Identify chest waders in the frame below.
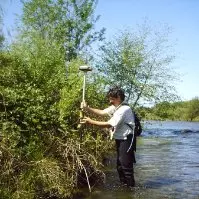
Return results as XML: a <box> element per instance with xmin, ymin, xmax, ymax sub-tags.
<box><xmin>116</xmin><ymin>134</ymin><xmax>136</xmax><ymax>187</ymax></box>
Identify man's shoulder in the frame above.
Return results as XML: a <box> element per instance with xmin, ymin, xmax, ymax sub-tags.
<box><xmin>117</xmin><ymin>104</ymin><xmax>131</xmax><ymax>113</ymax></box>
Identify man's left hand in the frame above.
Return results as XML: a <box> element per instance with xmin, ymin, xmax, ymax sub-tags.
<box><xmin>82</xmin><ymin>117</ymin><xmax>93</xmax><ymax>124</ymax></box>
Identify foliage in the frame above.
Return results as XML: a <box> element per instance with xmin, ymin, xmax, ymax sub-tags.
<box><xmin>0</xmin><ymin>1</ymin><xmax>110</xmax><ymax>197</ymax></box>
<box><xmin>0</xmin><ymin>37</ymin><xmax>111</xmax><ymax>198</ymax></box>
<box><xmin>96</xmin><ymin>24</ymin><xmax>179</xmax><ymax>107</ymax></box>
<box><xmin>0</xmin><ymin>7</ymin><xmax>5</xmax><ymax>50</ymax></box>
<box><xmin>152</xmin><ymin>101</ymin><xmax>174</xmax><ymax>119</ymax></box>
<box><xmin>185</xmin><ymin>97</ymin><xmax>199</xmax><ymax>121</ymax></box>
<box><xmin>139</xmin><ymin>98</ymin><xmax>199</xmax><ymax>121</ymax></box>
<box><xmin>0</xmin><ymin>120</ymin><xmax>109</xmax><ymax>198</ymax></box>
<box><xmin>21</xmin><ymin>0</ymin><xmax>105</xmax><ymax>61</ymax></box>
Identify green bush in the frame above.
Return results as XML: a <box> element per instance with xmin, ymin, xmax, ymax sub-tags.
<box><xmin>0</xmin><ymin>41</ymin><xmax>112</xmax><ymax>198</ymax></box>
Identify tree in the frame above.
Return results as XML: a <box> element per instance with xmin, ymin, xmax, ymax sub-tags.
<box><xmin>96</xmin><ymin>23</ymin><xmax>179</xmax><ymax>107</ymax></box>
<box><xmin>0</xmin><ymin>6</ymin><xmax>5</xmax><ymax>49</ymax></box>
<box><xmin>21</xmin><ymin>0</ymin><xmax>105</xmax><ymax>61</ymax></box>
<box><xmin>0</xmin><ymin>2</ymin><xmax>109</xmax><ymax>198</ymax></box>
<box><xmin>186</xmin><ymin>97</ymin><xmax>199</xmax><ymax>121</ymax></box>
<box><xmin>153</xmin><ymin>101</ymin><xmax>172</xmax><ymax>119</ymax></box>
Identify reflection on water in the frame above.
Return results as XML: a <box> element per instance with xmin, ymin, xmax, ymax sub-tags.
<box><xmin>85</xmin><ymin>121</ymin><xmax>199</xmax><ymax>199</ymax></box>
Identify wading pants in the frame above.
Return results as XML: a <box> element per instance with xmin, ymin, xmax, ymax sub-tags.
<box><xmin>115</xmin><ymin>134</ymin><xmax>136</xmax><ymax>187</ymax></box>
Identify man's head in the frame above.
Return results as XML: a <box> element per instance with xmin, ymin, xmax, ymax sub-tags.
<box><xmin>107</xmin><ymin>86</ymin><xmax>125</xmax><ymax>106</ymax></box>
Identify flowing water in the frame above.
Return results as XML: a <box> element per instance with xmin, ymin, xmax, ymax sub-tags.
<box><xmin>81</xmin><ymin>121</ymin><xmax>199</xmax><ymax>199</ymax></box>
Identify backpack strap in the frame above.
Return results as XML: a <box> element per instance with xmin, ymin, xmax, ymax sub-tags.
<box><xmin>125</xmin><ymin>123</ymin><xmax>136</xmax><ymax>152</ymax></box>
<box><xmin>116</xmin><ymin>103</ymin><xmax>138</xmax><ymax>152</ymax></box>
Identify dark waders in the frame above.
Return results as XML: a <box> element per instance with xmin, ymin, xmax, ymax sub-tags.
<box><xmin>115</xmin><ymin>134</ymin><xmax>136</xmax><ymax>187</ymax></box>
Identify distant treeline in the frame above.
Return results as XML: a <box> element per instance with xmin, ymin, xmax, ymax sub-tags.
<box><xmin>137</xmin><ymin>98</ymin><xmax>199</xmax><ymax>121</ymax></box>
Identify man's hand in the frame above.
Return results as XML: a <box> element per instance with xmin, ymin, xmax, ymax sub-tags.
<box><xmin>81</xmin><ymin>101</ymin><xmax>88</xmax><ymax>111</ymax></box>
<box><xmin>81</xmin><ymin>103</ymin><xmax>107</xmax><ymax>117</ymax></box>
<box><xmin>82</xmin><ymin>117</ymin><xmax>92</xmax><ymax>124</ymax></box>
<box><xmin>82</xmin><ymin>117</ymin><xmax>112</xmax><ymax>128</ymax></box>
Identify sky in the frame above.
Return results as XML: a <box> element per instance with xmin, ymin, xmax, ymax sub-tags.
<box><xmin>1</xmin><ymin>0</ymin><xmax>199</xmax><ymax>101</ymax></box>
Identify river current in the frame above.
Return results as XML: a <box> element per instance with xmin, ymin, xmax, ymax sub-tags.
<box><xmin>84</xmin><ymin>121</ymin><xmax>199</xmax><ymax>199</ymax></box>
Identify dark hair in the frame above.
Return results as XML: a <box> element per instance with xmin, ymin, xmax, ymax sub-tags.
<box><xmin>107</xmin><ymin>86</ymin><xmax>125</xmax><ymax>101</ymax></box>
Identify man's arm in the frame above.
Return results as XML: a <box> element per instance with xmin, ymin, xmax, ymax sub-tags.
<box><xmin>83</xmin><ymin>117</ymin><xmax>112</xmax><ymax>128</ymax></box>
<box><xmin>84</xmin><ymin>106</ymin><xmax>107</xmax><ymax>116</ymax></box>
<box><xmin>81</xmin><ymin>101</ymin><xmax>107</xmax><ymax>116</ymax></box>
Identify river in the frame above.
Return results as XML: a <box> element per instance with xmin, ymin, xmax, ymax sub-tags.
<box><xmin>83</xmin><ymin>120</ymin><xmax>199</xmax><ymax>199</ymax></box>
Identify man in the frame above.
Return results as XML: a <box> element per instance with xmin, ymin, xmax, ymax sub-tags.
<box><xmin>82</xmin><ymin>86</ymin><xmax>136</xmax><ymax>187</ymax></box>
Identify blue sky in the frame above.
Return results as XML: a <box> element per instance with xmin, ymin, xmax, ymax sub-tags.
<box><xmin>1</xmin><ymin>0</ymin><xmax>199</xmax><ymax>101</ymax></box>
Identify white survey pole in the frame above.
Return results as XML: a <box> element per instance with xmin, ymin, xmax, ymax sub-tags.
<box><xmin>82</xmin><ymin>73</ymin><xmax>86</xmax><ymax>102</ymax></box>
<box><xmin>79</xmin><ymin>65</ymin><xmax>92</xmax><ymax>103</ymax></box>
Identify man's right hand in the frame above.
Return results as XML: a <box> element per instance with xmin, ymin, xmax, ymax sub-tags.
<box><xmin>81</xmin><ymin>101</ymin><xmax>88</xmax><ymax>110</ymax></box>
<box><xmin>80</xmin><ymin>102</ymin><xmax>105</xmax><ymax>116</ymax></box>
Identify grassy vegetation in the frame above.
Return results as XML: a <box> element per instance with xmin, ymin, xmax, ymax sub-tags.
<box><xmin>0</xmin><ymin>49</ymin><xmax>113</xmax><ymax>198</ymax></box>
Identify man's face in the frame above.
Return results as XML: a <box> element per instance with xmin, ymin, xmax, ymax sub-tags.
<box><xmin>108</xmin><ymin>96</ymin><xmax>122</xmax><ymax>106</ymax></box>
